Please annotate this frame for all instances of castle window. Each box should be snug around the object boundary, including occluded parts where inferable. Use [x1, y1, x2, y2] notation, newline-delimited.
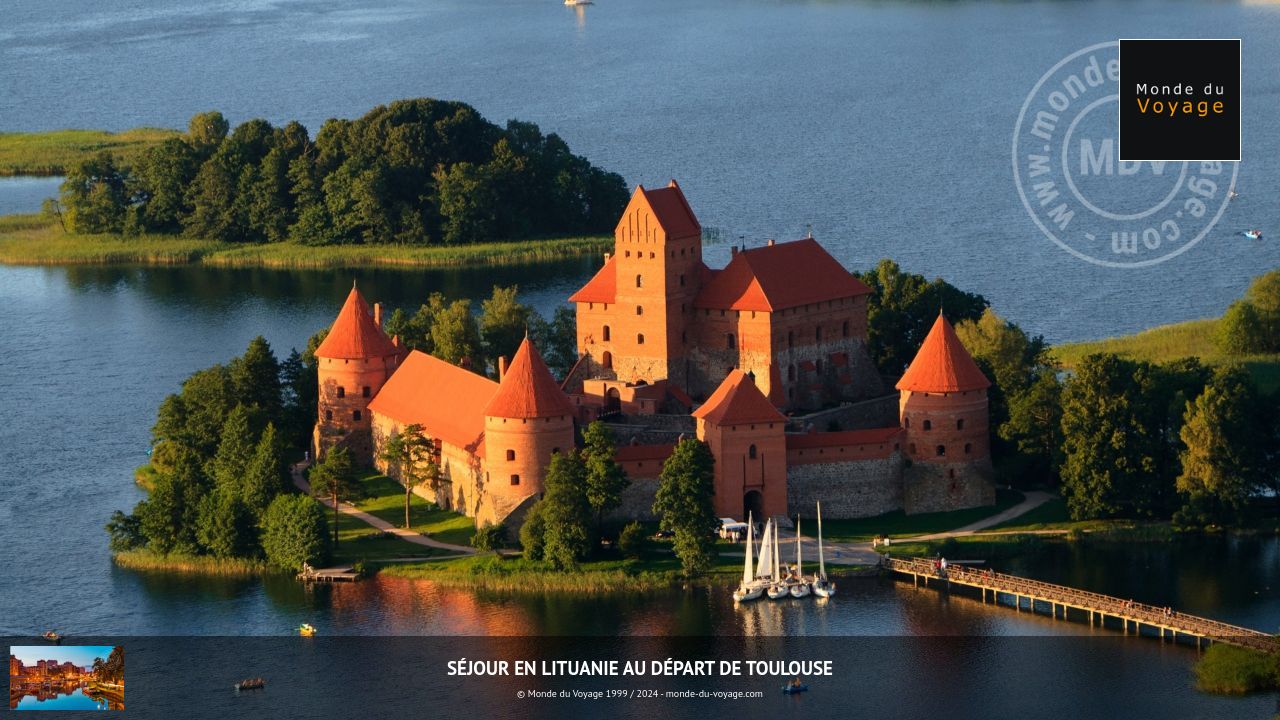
[815, 325, 822, 342]
[552, 447, 561, 455]
[649, 252, 654, 259]
[636, 305, 643, 316]
[936, 445, 946, 457]
[749, 444, 757, 460]
[603, 325, 611, 341]
[625, 250, 631, 258]
[636, 274, 643, 288]
[842, 320, 850, 338]
[510, 474, 520, 486]
[788, 331, 794, 349]
[948, 469, 956, 479]
[965, 443, 972, 455]
[637, 334, 645, 345]
[602, 351, 613, 369]
[506, 449, 516, 461]
[922, 420, 932, 431]
[957, 419, 965, 430]
[362, 386, 371, 398]
[337, 386, 345, 398]
[727, 333, 736, 349]
[680, 274, 686, 287]
[682, 331, 688, 345]
[353, 410, 362, 421]
[325, 410, 333, 421]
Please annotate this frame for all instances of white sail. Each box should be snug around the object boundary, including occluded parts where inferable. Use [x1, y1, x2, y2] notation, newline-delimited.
[773, 522, 781, 582]
[795, 515, 803, 576]
[817, 502, 827, 581]
[742, 512, 754, 586]
[756, 519, 773, 579]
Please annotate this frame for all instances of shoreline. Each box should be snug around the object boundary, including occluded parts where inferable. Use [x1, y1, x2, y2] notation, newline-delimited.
[0, 216, 610, 270]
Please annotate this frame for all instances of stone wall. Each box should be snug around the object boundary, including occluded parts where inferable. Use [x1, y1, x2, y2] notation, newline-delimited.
[786, 452, 905, 519]
[902, 461, 995, 515]
[788, 393, 900, 433]
[611, 475, 661, 521]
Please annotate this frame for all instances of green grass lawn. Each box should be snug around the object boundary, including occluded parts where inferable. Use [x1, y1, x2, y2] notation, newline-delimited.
[818, 489, 1024, 543]
[1052, 317, 1280, 393]
[0, 128, 180, 176]
[350, 473, 476, 548]
[985, 497, 1071, 531]
[0, 216, 610, 269]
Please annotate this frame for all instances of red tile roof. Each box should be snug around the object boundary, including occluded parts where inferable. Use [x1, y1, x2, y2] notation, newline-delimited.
[639, 181, 701, 239]
[568, 255, 617, 304]
[367, 350, 498, 451]
[895, 314, 991, 393]
[692, 369, 786, 426]
[484, 338, 576, 419]
[315, 286, 401, 360]
[694, 238, 871, 312]
[786, 427, 903, 450]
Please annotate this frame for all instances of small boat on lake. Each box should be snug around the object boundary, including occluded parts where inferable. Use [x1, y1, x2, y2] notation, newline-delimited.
[299, 623, 316, 637]
[782, 678, 809, 694]
[1243, 229, 1263, 240]
[41, 631, 62, 644]
[564, 0, 593, 5]
[235, 678, 266, 692]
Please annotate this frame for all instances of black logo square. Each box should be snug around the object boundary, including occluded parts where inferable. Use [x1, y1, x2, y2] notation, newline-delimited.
[1119, 39, 1240, 161]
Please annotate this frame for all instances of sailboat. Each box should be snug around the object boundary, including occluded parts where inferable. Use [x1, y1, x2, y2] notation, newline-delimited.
[767, 521, 789, 600]
[812, 502, 837, 598]
[732, 512, 763, 602]
[789, 515, 811, 598]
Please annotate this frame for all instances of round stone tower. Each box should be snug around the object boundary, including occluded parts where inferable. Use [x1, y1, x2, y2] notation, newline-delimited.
[482, 337, 577, 525]
[312, 283, 403, 463]
[896, 313, 994, 514]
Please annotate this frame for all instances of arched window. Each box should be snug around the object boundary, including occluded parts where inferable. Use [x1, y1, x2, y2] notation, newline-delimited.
[636, 305, 643, 316]
[749, 444, 758, 460]
[936, 445, 946, 457]
[636, 274, 643, 288]
[602, 351, 613, 369]
[337, 386, 346, 398]
[957, 419, 965, 430]
[842, 320, 850, 338]
[680, 274, 686, 287]
[603, 325, 611, 341]
[637, 334, 645, 345]
[922, 419, 932, 431]
[727, 333, 736, 349]
[353, 410, 362, 421]
[815, 326, 822, 342]
[506, 449, 516, 461]
[964, 443, 972, 455]
[324, 409, 333, 421]
[362, 386, 371, 398]
[788, 331, 794, 349]
[510, 474, 520, 486]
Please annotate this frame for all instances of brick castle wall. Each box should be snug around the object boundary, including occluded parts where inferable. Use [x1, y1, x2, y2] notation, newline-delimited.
[786, 452, 905, 519]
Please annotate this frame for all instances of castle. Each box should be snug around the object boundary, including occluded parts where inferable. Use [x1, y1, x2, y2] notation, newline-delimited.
[311, 181, 995, 528]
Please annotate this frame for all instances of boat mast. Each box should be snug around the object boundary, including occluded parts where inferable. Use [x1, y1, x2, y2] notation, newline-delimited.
[773, 522, 781, 582]
[756, 519, 772, 580]
[743, 512, 754, 587]
[817, 502, 826, 582]
[795, 514, 803, 578]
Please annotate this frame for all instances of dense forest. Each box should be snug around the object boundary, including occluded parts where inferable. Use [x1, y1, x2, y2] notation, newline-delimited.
[57, 99, 629, 245]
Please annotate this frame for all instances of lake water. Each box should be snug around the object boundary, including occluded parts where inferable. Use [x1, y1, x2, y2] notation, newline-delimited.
[2, 0, 1279, 343]
[10, 687, 113, 711]
[2, 1, 1279, 717]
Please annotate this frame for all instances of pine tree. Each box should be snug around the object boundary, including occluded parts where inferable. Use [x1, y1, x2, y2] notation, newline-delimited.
[208, 405, 258, 495]
[242, 423, 288, 520]
[480, 285, 532, 372]
[308, 446, 358, 548]
[230, 335, 282, 420]
[581, 421, 629, 541]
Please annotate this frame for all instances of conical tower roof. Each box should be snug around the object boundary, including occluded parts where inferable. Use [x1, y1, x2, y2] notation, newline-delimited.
[693, 369, 786, 426]
[895, 314, 991, 393]
[314, 285, 400, 360]
[483, 338, 576, 419]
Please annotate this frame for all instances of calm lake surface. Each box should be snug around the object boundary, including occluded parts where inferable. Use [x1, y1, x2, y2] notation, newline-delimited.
[11, 687, 112, 711]
[1, 1, 1279, 717]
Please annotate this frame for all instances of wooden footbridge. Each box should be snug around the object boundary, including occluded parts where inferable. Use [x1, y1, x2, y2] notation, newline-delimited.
[881, 556, 1279, 653]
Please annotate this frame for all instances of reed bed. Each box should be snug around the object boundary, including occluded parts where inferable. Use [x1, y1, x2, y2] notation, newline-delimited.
[0, 128, 179, 176]
[112, 550, 269, 577]
[382, 555, 736, 594]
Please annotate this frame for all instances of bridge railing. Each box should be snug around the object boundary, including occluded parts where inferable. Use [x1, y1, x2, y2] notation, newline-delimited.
[880, 556, 1277, 651]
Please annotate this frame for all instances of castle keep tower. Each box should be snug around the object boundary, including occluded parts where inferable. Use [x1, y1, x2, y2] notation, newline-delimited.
[571, 181, 703, 387]
[694, 370, 788, 521]
[482, 338, 577, 526]
[896, 313, 995, 514]
[313, 284, 403, 462]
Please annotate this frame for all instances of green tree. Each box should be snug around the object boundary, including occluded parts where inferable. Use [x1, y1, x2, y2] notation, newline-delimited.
[954, 308, 1049, 397]
[207, 404, 259, 494]
[1000, 367, 1064, 483]
[519, 501, 547, 561]
[242, 423, 288, 520]
[480, 285, 532, 372]
[378, 424, 439, 529]
[1176, 366, 1270, 526]
[308, 446, 358, 548]
[529, 305, 578, 377]
[430, 298, 483, 366]
[539, 451, 592, 570]
[433, 161, 499, 244]
[105, 510, 143, 552]
[653, 438, 718, 576]
[187, 110, 230, 157]
[853, 259, 989, 375]
[617, 521, 648, 559]
[581, 421, 629, 541]
[385, 293, 446, 353]
[154, 364, 236, 459]
[133, 137, 199, 232]
[471, 523, 506, 552]
[1216, 301, 1268, 355]
[230, 335, 282, 420]
[136, 447, 208, 555]
[61, 151, 130, 233]
[196, 488, 258, 558]
[261, 494, 331, 570]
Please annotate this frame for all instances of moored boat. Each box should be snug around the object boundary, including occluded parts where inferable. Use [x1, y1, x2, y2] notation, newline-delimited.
[788, 514, 811, 598]
[732, 512, 764, 602]
[767, 522, 789, 600]
[41, 631, 62, 644]
[812, 502, 837, 599]
[234, 678, 266, 692]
